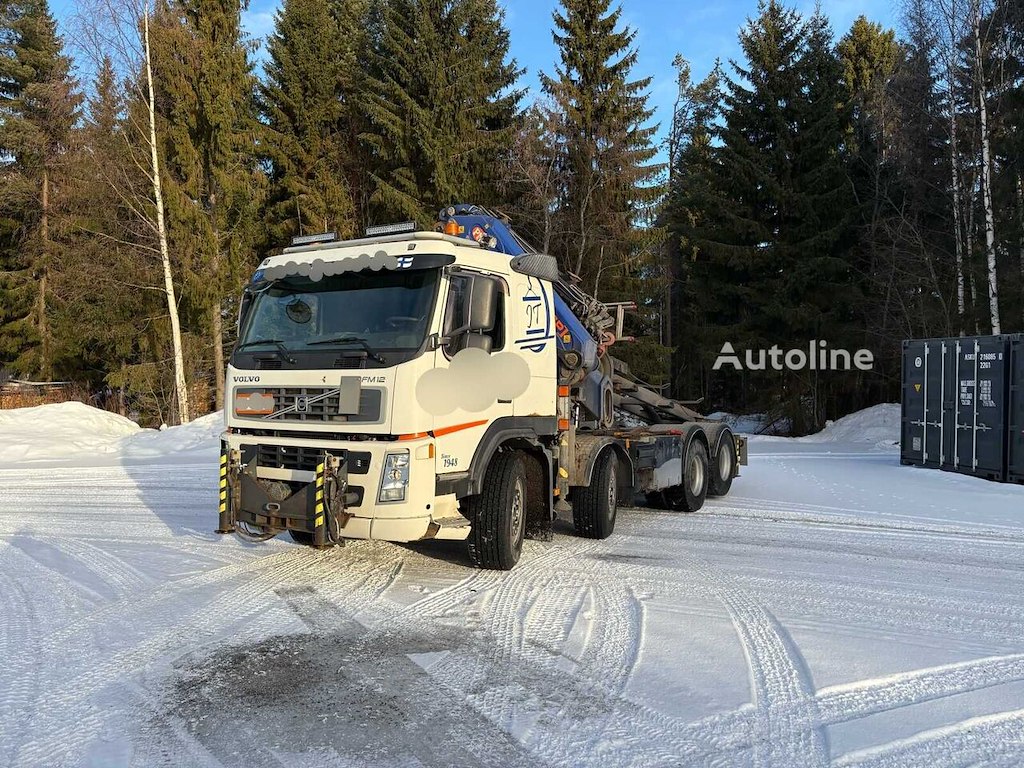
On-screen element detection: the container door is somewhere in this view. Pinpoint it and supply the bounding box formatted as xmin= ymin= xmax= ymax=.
xmin=901 ymin=339 xmax=943 ymax=467
xmin=1009 ymin=335 xmax=1024 ymax=484
xmin=946 ymin=336 xmax=1009 ymax=481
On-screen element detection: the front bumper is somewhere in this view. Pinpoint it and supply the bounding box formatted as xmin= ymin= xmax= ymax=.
xmin=218 ymin=433 xmax=465 ymax=543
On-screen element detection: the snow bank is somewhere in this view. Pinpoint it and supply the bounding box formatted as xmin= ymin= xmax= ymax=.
xmin=713 ymin=403 xmax=900 ymax=451
xmin=706 ymin=412 xmax=790 ymax=435
xmin=0 ymin=401 xmax=141 ymax=463
xmin=119 ymin=411 xmax=223 ymax=462
xmin=800 ymin=403 xmax=900 ymax=449
xmin=0 ymin=401 xmax=222 ymax=465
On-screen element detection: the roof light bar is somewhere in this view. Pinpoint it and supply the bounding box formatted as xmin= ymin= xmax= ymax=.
xmin=365 ymin=221 xmax=417 ymax=237
xmin=290 ymin=231 xmax=337 ymax=246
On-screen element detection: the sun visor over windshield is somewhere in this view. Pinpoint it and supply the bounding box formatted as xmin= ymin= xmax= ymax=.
xmin=252 ymin=252 xmax=455 ymax=286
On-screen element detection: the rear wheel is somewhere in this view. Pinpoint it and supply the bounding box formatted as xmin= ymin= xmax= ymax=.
xmin=646 ymin=440 xmax=708 ymax=513
xmin=467 ymin=451 xmax=527 ymax=570
xmin=572 ymin=449 xmax=618 ymax=539
xmin=708 ymin=431 xmax=736 ymax=497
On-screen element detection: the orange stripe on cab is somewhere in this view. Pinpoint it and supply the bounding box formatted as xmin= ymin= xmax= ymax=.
xmin=434 ymin=419 xmax=489 ymax=437
xmin=396 ymin=431 xmax=430 ymax=441
xmin=396 ymin=420 xmax=489 ymax=441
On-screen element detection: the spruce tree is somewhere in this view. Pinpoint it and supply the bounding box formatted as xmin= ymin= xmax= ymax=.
xmin=360 ymin=0 xmax=523 ymax=224
xmin=697 ymin=0 xmax=863 ymax=429
xmin=837 ymin=15 xmax=899 ymax=158
xmin=0 ymin=0 xmax=81 ymax=379
xmin=540 ymin=0 xmax=661 ymax=297
xmin=663 ymin=58 xmax=723 ymax=400
xmin=259 ymin=0 xmax=356 ymax=245
xmin=50 ymin=57 xmax=159 ymax=388
xmin=699 ymin=0 xmax=807 ymax=357
xmin=150 ymin=0 xmax=261 ymax=410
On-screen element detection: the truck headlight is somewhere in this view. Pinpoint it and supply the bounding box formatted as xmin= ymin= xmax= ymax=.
xmin=378 ymin=452 xmax=410 ymax=502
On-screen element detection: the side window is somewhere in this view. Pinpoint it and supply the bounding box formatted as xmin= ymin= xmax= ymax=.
xmin=442 ymin=274 xmax=505 ymax=357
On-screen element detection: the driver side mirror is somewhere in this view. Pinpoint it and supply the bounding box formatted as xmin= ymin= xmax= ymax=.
xmin=461 ymin=275 xmax=498 ymax=334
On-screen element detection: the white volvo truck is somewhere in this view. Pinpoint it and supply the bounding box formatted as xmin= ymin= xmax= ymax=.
xmin=218 ymin=205 xmax=746 ymax=569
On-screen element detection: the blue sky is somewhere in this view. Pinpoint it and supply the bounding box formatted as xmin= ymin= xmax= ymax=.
xmin=51 ymin=0 xmax=899 ymax=153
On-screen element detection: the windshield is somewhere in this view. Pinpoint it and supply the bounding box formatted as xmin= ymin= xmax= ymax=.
xmin=237 ymin=269 xmax=439 ymax=357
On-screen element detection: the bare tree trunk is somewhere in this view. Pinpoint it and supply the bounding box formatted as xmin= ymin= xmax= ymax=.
xmin=948 ymin=87 xmax=966 ymax=333
xmin=38 ymin=167 xmax=50 ymax=380
xmin=210 ymin=224 xmax=224 ymax=412
xmin=966 ymin=166 xmax=981 ymax=334
xmin=1018 ymin=173 xmax=1024 ymax=323
xmin=212 ymin=302 xmax=224 ymax=410
xmin=973 ymin=0 xmax=1001 ymax=333
xmin=144 ymin=9 xmax=190 ymax=423
xmin=942 ymin=0 xmax=967 ymax=333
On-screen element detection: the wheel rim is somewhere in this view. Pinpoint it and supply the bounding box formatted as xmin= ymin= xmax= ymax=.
xmin=510 ymin=479 xmax=525 ymax=541
xmin=689 ymin=454 xmax=705 ymax=496
xmin=718 ymin=445 xmax=733 ymax=481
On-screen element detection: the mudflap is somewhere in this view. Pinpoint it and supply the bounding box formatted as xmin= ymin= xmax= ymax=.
xmin=734 ymin=434 xmax=748 ymax=471
xmin=222 ymin=449 xmax=352 ymax=547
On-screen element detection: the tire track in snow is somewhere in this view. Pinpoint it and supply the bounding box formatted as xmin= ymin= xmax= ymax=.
xmin=114 ymin=680 xmax=227 ymax=768
xmin=342 ymin=539 xmax=673 ymax=763
xmin=689 ymin=556 xmax=828 ymax=768
xmin=709 ymin=497 xmax=1024 ymax=545
xmin=833 ymin=708 xmax=1024 ymax=767
xmin=0 ymin=567 xmax=39 ymax=768
xmin=578 ymin=580 xmax=643 ymax=696
xmin=8 ymin=548 xmax=336 ymax=767
xmin=816 ymin=654 xmax=1024 ymax=725
xmin=417 ymin=539 xmax=689 ymax=767
xmin=445 ymin=541 xmax=595 ymax=733
xmin=46 ymin=535 xmax=152 ymax=596
xmin=670 ymin=652 xmax=1024 ymax=762
xmin=565 ymin=545 xmax=828 ymax=767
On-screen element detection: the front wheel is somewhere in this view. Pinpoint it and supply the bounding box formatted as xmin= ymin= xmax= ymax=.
xmin=572 ymin=449 xmax=618 ymax=539
xmin=467 ymin=451 xmax=527 ymax=570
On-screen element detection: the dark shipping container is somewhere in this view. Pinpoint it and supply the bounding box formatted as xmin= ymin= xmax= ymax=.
xmin=1010 ymin=334 xmax=1024 ymax=484
xmin=901 ymin=335 xmax=1012 ymax=482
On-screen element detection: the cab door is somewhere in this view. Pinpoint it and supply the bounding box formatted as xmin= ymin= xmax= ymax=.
xmin=428 ymin=271 xmax=513 ymax=475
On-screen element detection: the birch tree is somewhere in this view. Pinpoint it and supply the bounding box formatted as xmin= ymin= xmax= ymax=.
xmin=936 ymin=0 xmax=969 ymax=332
xmin=972 ymin=0 xmax=1002 ymax=332
xmin=72 ymin=0 xmax=190 ymax=422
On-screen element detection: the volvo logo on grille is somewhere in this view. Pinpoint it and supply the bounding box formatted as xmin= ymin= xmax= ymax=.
xmin=295 ymin=395 xmax=310 ymax=413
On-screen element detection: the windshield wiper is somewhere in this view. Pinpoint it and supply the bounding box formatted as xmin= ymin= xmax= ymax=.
xmin=306 ymin=335 xmax=386 ymax=364
xmin=235 ymin=338 xmax=297 ymax=364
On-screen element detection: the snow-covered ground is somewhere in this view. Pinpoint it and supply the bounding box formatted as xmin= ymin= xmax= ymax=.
xmin=1 ymin=403 xmax=1023 ymax=767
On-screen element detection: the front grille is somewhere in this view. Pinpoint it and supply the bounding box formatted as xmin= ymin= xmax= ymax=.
xmin=256 ymin=444 xmax=323 ymax=472
xmin=255 ymin=358 xmax=282 ymax=370
xmin=237 ymin=386 xmax=383 ymax=423
xmin=334 ymin=356 xmax=365 ymax=369
xmin=246 ymin=444 xmax=371 ymax=475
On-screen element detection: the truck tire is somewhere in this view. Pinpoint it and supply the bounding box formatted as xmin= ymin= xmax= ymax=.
xmin=708 ymin=430 xmax=736 ymax=497
xmin=288 ymin=530 xmax=313 ymax=545
xmin=572 ymin=449 xmax=618 ymax=539
xmin=649 ymin=439 xmax=709 ymax=513
xmin=467 ymin=450 xmax=527 ymax=570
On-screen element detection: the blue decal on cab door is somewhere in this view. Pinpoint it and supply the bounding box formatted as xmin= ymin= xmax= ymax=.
xmin=515 ymin=277 xmax=553 ymax=353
